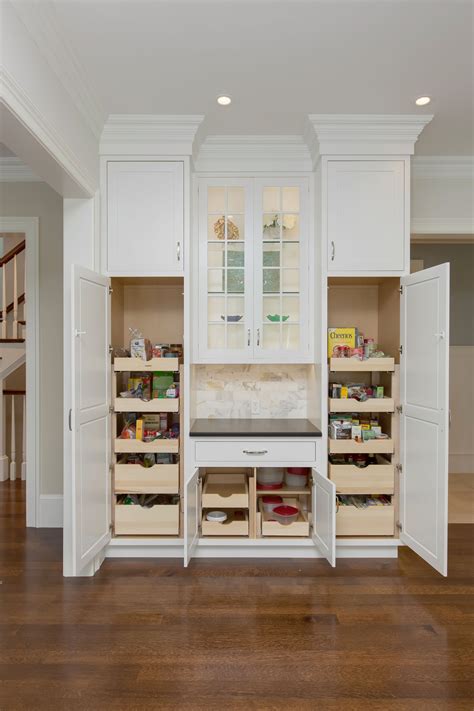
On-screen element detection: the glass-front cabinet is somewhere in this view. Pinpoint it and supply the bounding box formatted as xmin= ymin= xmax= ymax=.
xmin=197 ymin=176 xmax=311 ymax=362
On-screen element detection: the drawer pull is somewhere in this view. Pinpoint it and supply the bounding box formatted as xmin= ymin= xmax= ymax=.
xmin=243 ymin=449 xmax=268 ymax=455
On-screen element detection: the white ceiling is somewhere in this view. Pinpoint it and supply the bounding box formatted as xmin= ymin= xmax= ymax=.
xmin=37 ymin=1 xmax=474 ymax=154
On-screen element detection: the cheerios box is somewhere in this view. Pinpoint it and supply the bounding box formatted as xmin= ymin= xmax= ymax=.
xmin=327 ymin=327 xmax=356 ymax=357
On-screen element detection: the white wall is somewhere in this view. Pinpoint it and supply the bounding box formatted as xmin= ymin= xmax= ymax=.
xmin=0 ymin=181 xmax=63 ymax=495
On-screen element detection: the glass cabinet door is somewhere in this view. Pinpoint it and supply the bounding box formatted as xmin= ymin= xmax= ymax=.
xmin=254 ymin=179 xmax=309 ymax=358
xmin=199 ymin=179 xmax=253 ymax=359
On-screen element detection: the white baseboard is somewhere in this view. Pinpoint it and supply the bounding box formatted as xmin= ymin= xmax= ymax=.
xmin=38 ymin=494 xmax=63 ymax=527
xmin=450 ymin=454 xmax=474 ymax=474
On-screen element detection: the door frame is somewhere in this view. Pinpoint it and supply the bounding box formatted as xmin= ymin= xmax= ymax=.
xmin=0 ymin=217 xmax=40 ymax=527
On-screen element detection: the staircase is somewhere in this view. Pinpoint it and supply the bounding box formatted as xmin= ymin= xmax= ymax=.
xmin=0 ymin=240 xmax=26 ymax=480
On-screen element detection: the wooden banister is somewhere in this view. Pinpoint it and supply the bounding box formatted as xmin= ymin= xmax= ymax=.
xmin=3 ymin=389 xmax=26 ymax=396
xmin=0 ymin=293 xmax=25 ymax=321
xmin=0 ymin=240 xmax=25 ymax=267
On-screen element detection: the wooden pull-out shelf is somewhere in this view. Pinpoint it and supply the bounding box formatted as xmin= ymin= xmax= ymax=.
xmin=115 ymin=464 xmax=179 ymax=494
xmin=336 ymin=503 xmax=394 ymax=536
xmin=114 ymin=397 xmax=179 ymax=413
xmin=114 ymin=357 xmax=179 ymax=372
xmin=329 ymin=457 xmax=394 ymax=494
xmin=329 ymin=439 xmax=394 ymax=455
xmin=201 ymin=510 xmax=249 ymax=537
xmin=202 ymin=474 xmax=249 ymax=509
xmin=114 ymin=439 xmax=179 ymax=455
xmin=115 ymin=502 xmax=179 ymax=536
xmin=329 ymin=397 xmax=394 ymax=413
xmin=258 ymin=499 xmax=310 ymax=537
xmin=329 ymin=357 xmax=395 ymax=372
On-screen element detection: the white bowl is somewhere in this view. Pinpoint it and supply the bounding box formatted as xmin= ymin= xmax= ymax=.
xmin=206 ymin=511 xmax=227 ymax=523
xmin=257 ymin=468 xmax=284 ymax=485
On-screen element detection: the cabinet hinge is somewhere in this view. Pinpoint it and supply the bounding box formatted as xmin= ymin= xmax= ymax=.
xmin=109 ymin=523 xmax=113 ymax=532
xmin=399 ymin=285 xmax=403 ymax=294
xmin=108 ymin=286 xmax=114 ymax=295
xmin=109 ymin=345 xmax=114 ymax=355
xmin=109 ymin=406 xmax=114 ymax=414
xmin=396 ymin=521 xmax=402 ymax=532
xmin=396 ymin=463 xmax=403 ymax=474
xmin=396 ymin=404 xmax=403 ymax=414
xmin=398 ymin=345 xmax=403 ymax=355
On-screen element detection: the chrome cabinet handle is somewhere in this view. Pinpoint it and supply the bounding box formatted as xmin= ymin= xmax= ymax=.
xmin=176 ymin=241 xmax=181 ymax=262
xmin=247 ymin=328 xmax=251 ymax=346
xmin=257 ymin=328 xmax=260 ymax=346
xmin=243 ymin=449 xmax=268 ymax=455
xmin=434 ymin=331 xmax=445 ymax=339
xmin=331 ymin=241 xmax=335 ymax=262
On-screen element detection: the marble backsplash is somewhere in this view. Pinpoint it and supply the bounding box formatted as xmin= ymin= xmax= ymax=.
xmin=193 ymin=365 xmax=311 ymax=419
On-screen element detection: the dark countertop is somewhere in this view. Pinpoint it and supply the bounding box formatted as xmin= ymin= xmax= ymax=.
xmin=190 ymin=418 xmax=322 ymax=438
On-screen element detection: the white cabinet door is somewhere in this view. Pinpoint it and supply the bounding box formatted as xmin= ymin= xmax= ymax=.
xmin=107 ymin=161 xmax=183 ymax=276
xmin=327 ymin=160 xmax=407 ymax=274
xmin=197 ymin=178 xmax=254 ymax=361
xmin=312 ymin=469 xmax=336 ymax=566
xmin=400 ymin=264 xmax=450 ymax=575
xmin=254 ymin=178 xmax=311 ymax=360
xmin=64 ymin=266 xmax=111 ymax=577
xmin=184 ymin=468 xmax=201 ymax=566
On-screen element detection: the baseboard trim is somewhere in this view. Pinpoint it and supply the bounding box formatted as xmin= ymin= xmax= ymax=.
xmin=38 ymin=494 xmax=63 ymax=528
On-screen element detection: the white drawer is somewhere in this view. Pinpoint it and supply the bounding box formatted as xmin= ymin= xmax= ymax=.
xmin=193 ymin=439 xmax=318 ymax=465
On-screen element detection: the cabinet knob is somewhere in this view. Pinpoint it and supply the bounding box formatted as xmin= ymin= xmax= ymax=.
xmin=331 ymin=241 xmax=335 ymax=262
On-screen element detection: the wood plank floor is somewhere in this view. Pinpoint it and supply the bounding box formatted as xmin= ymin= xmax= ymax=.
xmin=0 ymin=480 xmax=473 ymax=710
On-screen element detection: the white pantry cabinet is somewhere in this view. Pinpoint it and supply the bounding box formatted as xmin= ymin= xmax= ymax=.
xmin=327 ymin=159 xmax=408 ymax=275
xmin=106 ymin=161 xmax=184 ymax=276
xmin=196 ymin=176 xmax=311 ymax=362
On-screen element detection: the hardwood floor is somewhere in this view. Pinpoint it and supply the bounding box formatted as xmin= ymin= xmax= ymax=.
xmin=1 ymin=480 xmax=473 ymax=710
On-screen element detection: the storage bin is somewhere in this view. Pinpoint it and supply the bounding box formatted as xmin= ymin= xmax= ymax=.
xmin=329 ymin=457 xmax=394 ymax=494
xmin=114 ymin=502 xmax=179 ymax=535
xmin=114 ymin=463 xmax=179 ymax=494
xmin=201 ymin=509 xmax=249 ymax=536
xmin=336 ymin=503 xmax=394 ymax=536
xmin=202 ymin=473 xmax=249 ymax=509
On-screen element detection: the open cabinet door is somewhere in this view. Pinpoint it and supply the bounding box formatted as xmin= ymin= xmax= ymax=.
xmin=64 ymin=266 xmax=111 ymax=576
xmin=184 ymin=468 xmax=201 ymax=567
xmin=400 ymin=264 xmax=449 ymax=576
xmin=312 ymin=469 xmax=336 ymax=566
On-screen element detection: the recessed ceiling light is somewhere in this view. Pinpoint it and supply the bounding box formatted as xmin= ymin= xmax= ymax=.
xmin=415 ymin=96 xmax=431 ymax=106
xmin=217 ymin=95 xmax=231 ymax=106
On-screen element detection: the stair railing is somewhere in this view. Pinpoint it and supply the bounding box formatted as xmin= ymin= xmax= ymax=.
xmin=0 ymin=240 xmax=26 ymax=340
xmin=0 ymin=388 xmax=26 ymax=481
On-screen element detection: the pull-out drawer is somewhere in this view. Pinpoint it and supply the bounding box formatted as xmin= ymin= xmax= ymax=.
xmin=201 ymin=510 xmax=249 ymax=536
xmin=336 ymin=503 xmax=394 ymax=536
xmin=202 ymin=473 xmax=249 ymax=509
xmin=115 ymin=464 xmax=179 ymax=494
xmin=329 ymin=457 xmax=394 ymax=494
xmin=258 ymin=499 xmax=310 ymax=537
xmin=194 ymin=439 xmax=318 ymax=466
xmin=115 ymin=502 xmax=179 ymax=536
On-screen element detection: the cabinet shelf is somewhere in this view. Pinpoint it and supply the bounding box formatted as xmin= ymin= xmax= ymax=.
xmin=115 ymin=463 xmax=179 ymax=494
xmin=202 ymin=474 xmax=249 ymax=509
xmin=336 ymin=503 xmax=394 ymax=536
xmin=258 ymin=499 xmax=309 ymax=537
xmin=329 ymin=357 xmax=395 ymax=372
xmin=114 ymin=439 xmax=179 ymax=454
xmin=329 ymin=397 xmax=394 ymax=413
xmin=114 ymin=357 xmax=179 ymax=372
xmin=114 ymin=397 xmax=179 ymax=413
xmin=329 ymin=439 xmax=394 ymax=455
xmin=256 ymin=486 xmax=310 ymax=496
xmin=329 ymin=457 xmax=394 ymax=494
xmin=201 ymin=510 xmax=249 ymax=537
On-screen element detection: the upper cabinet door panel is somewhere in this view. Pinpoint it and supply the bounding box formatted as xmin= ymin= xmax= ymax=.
xmin=107 ymin=161 xmax=184 ymax=275
xmin=327 ymin=160 xmax=406 ymax=274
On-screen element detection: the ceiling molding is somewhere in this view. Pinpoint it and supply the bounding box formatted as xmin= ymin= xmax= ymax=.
xmin=11 ymin=2 xmax=106 ymax=140
xmin=306 ymin=114 xmax=433 ymax=162
xmin=100 ymin=114 xmax=205 ymax=155
xmin=0 ymin=157 xmax=41 ymax=182
xmin=411 ymin=217 xmax=474 ymax=234
xmin=195 ymin=135 xmax=312 ymax=172
xmin=1 ymin=66 xmax=98 ymax=196
xmin=412 ymin=156 xmax=474 ymax=179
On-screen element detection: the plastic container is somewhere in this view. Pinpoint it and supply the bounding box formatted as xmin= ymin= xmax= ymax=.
xmin=272 ymin=505 xmax=299 ymax=525
xmin=205 ymin=511 xmax=227 ymax=523
xmin=257 ymin=468 xmax=284 ymax=485
xmin=256 ymin=482 xmax=283 ymax=491
xmin=261 ymin=495 xmax=284 ymax=513
xmin=285 ymin=468 xmax=310 ymax=488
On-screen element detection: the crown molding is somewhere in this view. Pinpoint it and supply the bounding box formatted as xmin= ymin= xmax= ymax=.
xmin=411 ymin=217 xmax=474 ymax=234
xmin=1 ymin=66 xmax=98 ymax=196
xmin=100 ymin=114 xmax=205 ymax=155
xmin=412 ymin=156 xmax=474 ymax=179
xmin=11 ymin=2 xmax=106 ymax=140
xmin=194 ymin=135 xmax=312 ymax=172
xmin=305 ymin=114 xmax=433 ymax=162
xmin=0 ymin=157 xmax=41 ymax=182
